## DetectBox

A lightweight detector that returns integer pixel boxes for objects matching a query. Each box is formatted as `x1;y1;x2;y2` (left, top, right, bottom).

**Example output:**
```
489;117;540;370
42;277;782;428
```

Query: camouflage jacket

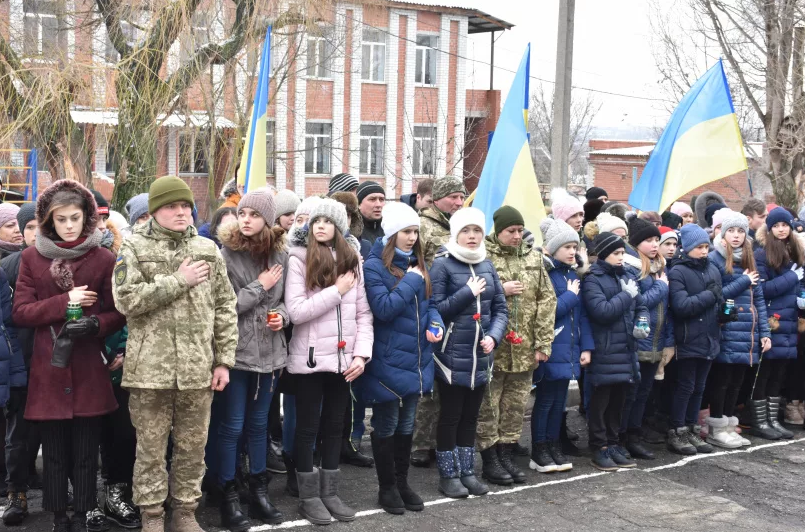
420;207;451;267
486;235;557;372
113;220;238;390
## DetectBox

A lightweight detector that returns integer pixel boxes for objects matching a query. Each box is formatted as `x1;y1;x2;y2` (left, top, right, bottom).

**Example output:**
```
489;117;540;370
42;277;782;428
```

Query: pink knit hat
0;203;20;227
670;201;693;217
550;188;584;223
710;207;732;231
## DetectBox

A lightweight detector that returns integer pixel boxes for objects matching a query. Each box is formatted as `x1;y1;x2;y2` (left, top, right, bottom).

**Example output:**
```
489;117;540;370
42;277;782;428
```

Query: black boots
247;473;283;524
282;452;299;497
220;481;250;532
371;434;405;515
393;434;424;511
749;399;781;440
3;491;28;526
496;443;526;483
480;446;513;485
103;484;140;529
767;397;794;439
341;437;374;467
559;414;582;456
410;449;433;468
625;432;655;460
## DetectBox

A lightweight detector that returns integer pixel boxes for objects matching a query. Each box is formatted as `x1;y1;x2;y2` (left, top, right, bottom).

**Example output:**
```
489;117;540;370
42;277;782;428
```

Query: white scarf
444;240;487;264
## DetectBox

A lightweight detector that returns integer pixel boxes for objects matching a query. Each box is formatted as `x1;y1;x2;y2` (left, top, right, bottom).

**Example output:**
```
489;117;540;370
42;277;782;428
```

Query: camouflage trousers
128;388;213;509
476;369;533;451
411;384;440;452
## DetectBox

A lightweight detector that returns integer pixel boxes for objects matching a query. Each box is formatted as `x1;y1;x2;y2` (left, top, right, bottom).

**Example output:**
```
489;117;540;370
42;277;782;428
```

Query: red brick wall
418;11;441;32
307;80;334;120
361;84;387;122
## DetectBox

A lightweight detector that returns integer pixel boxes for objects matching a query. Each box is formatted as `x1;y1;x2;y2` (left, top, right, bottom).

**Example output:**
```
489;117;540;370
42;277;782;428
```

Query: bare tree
528;83;600;184
650;0;805;208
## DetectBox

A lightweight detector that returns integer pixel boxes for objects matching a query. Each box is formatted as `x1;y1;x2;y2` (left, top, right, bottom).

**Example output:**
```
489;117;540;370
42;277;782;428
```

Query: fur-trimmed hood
754;223;805;250
287;224;361;259
329;191;363;238
694;191;725;228
36;179;99;239
103;220;123;256
217;219;287;254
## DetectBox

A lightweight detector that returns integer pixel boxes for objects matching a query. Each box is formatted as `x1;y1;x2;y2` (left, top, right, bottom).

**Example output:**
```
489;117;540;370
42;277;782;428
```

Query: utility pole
550;0;575;189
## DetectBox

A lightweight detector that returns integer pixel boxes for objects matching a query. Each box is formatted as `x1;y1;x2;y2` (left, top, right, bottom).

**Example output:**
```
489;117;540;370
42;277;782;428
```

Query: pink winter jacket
285;245;373;374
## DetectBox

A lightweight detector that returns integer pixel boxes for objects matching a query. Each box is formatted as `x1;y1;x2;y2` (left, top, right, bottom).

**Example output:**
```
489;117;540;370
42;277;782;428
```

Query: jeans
343;397;367;441
282;394;296;457
371;395;419;438
436;380;486;451
532;379;570;444
294;372;350;472
621;361;659;434
4;389;30;492
671;357;713;428
217;369;278;484
587;383;628;449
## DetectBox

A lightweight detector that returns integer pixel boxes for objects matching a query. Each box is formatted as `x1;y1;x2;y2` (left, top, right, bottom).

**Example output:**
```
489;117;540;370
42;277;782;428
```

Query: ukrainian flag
628;60;747;213
473;44;546;241
237;27;272;192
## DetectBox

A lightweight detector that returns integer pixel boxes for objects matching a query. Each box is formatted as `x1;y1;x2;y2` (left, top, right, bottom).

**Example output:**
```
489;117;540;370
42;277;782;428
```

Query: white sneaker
727;416;751;447
706;417;741;449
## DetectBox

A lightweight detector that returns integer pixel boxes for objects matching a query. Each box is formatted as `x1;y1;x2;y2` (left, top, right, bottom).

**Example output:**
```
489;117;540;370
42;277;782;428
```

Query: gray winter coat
219;222;289;373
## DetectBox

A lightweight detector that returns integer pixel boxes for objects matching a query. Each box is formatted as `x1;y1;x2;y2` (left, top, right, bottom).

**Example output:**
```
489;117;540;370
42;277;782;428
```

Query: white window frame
359;124;385;175
304;122;332;175
178;130;209;175
23;0;63;57
415;34;438;86
104;127;117;176
412;125;437;176
306;28;333;79
361;28;386;83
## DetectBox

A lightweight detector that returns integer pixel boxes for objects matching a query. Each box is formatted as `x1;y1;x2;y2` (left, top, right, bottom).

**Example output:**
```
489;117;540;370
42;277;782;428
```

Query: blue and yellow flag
628;60;747;213
237;27;272;192
473;44;546;241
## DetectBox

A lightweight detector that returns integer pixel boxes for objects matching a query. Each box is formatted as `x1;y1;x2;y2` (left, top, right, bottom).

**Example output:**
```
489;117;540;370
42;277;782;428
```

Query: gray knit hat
238;187;276;224
125;193;150;226
432;176;467;201
308;198;349;235
274;189;301;219
16;202;36;231
716;208;749;236
541;217;580;255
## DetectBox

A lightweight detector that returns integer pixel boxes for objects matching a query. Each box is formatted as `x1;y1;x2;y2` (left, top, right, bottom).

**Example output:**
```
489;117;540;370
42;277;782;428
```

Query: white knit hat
381;201;420;237
596;212;628;235
308;198;349;235
294;196;322;219
449;207;486;241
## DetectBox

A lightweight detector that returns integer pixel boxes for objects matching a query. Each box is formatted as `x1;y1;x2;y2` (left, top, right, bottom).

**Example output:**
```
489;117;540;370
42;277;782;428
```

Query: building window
415;35;438;86
104;129;117;174
361;28;385;82
306;29;333;78
413;126;436;175
359;125;384;175
104;20;138;63
179;130;208;174
23;0;65;57
266;120;275;176
181;11;210;62
304;122;331;174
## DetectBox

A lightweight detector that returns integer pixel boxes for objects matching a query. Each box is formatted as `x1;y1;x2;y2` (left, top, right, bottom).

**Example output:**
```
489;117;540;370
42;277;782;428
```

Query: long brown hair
225;223;283;264
723;235;757;274
635;244;665;280
765;226;805;271
381;233;432;298
42;190;89;239
306;228;360;291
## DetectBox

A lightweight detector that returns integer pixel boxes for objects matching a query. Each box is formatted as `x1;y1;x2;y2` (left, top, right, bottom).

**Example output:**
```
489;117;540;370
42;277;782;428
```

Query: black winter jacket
668;254;723;360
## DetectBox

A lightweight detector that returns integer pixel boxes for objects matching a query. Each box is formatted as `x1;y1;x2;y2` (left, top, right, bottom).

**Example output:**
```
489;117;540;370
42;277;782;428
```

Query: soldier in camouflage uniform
112;176;238;532
477;206;557;485
411;176;467;466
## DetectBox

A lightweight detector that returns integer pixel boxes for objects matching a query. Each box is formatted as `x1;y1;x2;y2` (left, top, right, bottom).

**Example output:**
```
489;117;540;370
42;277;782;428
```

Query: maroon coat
13;246;126;420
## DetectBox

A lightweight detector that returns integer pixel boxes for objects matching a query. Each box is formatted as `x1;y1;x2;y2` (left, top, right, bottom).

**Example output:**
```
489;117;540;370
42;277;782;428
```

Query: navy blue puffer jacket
582;261;645;387
632;265;672;362
668;254;722;360
0;266;24;406
709;248;770;366
536;258;594;382
431;246;508;389
359;241;443;404
754;236;800;360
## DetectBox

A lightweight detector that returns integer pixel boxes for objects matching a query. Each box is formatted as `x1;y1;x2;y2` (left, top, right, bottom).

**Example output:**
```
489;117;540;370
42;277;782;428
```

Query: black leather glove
64;316;100;338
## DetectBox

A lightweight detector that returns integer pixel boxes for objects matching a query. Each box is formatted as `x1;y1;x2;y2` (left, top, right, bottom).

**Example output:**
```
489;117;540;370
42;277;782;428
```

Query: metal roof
381;1;514;33
70;109;238;129
588;142;764;160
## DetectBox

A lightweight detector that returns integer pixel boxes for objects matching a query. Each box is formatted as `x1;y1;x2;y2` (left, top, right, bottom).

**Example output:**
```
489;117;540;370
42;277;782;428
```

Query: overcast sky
425;0;680;129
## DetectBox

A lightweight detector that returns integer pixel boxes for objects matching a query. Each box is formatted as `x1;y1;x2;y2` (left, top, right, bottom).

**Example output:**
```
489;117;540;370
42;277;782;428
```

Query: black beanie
628;217;662;247
586;186;608;200
661;211;683;230
356;181;385;204
493;206;524;234
704;202;727;228
584;199;605;225
90;189;109;216
592;231;625;261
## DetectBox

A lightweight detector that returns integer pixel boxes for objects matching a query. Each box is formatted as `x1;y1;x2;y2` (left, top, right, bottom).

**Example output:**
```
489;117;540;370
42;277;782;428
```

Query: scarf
444;240;487;265
36;229;103;291
99;228;115;250
0;239;21;254
714;236;742;263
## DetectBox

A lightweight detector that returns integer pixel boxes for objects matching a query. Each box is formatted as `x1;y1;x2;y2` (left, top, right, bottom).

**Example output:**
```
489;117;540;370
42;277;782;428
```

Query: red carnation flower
473;313;481;321
773;313;781;319
337;340;347;349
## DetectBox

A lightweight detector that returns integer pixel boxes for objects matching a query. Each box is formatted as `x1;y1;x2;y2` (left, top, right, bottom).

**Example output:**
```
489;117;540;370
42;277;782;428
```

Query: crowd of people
1;173;804;532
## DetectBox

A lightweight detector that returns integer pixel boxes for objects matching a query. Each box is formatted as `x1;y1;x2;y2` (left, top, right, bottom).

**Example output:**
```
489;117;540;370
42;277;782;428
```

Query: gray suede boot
319;469;355;522
296;469;331;526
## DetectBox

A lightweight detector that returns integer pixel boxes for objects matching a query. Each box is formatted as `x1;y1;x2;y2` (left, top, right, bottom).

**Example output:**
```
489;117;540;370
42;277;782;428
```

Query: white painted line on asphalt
248;436;805;531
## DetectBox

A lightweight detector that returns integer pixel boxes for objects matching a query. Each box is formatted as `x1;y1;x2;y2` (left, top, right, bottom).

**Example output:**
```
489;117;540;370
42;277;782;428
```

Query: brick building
2;0;508;217
587;139;772;210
